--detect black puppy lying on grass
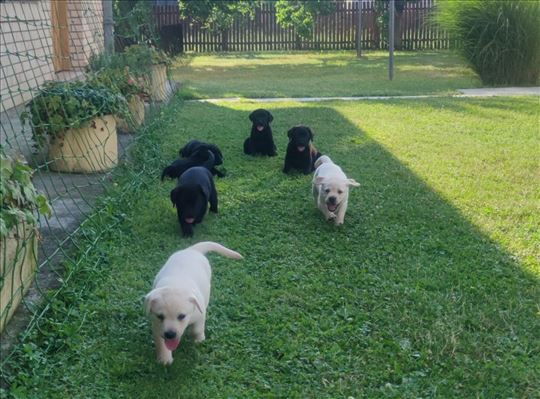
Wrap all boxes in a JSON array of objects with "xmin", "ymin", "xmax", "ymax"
[
  {"xmin": 170, "ymin": 166, "xmax": 218, "ymax": 237},
  {"xmin": 243, "ymin": 109, "xmax": 277, "ymax": 156},
  {"xmin": 180, "ymin": 140, "xmax": 225, "ymax": 177},
  {"xmin": 161, "ymin": 140, "xmax": 226, "ymax": 180},
  {"xmin": 283, "ymin": 125, "xmax": 322, "ymax": 175},
  {"xmin": 161, "ymin": 148, "xmax": 215, "ymax": 180}
]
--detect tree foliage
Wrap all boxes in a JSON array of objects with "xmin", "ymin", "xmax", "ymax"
[
  {"xmin": 113, "ymin": 0, "xmax": 156, "ymax": 44},
  {"xmin": 275, "ymin": 0, "xmax": 336, "ymax": 38},
  {"xmin": 178, "ymin": 0, "xmax": 336, "ymax": 39},
  {"xmin": 178, "ymin": 0, "xmax": 258, "ymax": 33}
]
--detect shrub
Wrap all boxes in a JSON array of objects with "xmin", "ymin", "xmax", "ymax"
[
  {"xmin": 436, "ymin": 0, "xmax": 540, "ymax": 85},
  {"xmin": 122, "ymin": 44, "xmax": 171, "ymax": 78},
  {"xmin": 0, "ymin": 148, "xmax": 51, "ymax": 237},
  {"xmin": 21, "ymin": 81, "xmax": 129, "ymax": 148},
  {"xmin": 88, "ymin": 67, "xmax": 149, "ymax": 101},
  {"xmin": 88, "ymin": 45, "xmax": 170, "ymax": 83}
]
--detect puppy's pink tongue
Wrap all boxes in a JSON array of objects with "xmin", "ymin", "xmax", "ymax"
[
  {"xmin": 165, "ymin": 338, "xmax": 180, "ymax": 351},
  {"xmin": 297, "ymin": 146, "xmax": 306, "ymax": 152},
  {"xmin": 256, "ymin": 125, "xmax": 264, "ymax": 131},
  {"xmin": 327, "ymin": 204, "xmax": 337, "ymax": 212},
  {"xmin": 185, "ymin": 217, "xmax": 195, "ymax": 224}
]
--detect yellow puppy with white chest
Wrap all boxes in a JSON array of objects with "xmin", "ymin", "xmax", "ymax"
[
  {"xmin": 145, "ymin": 242, "xmax": 243, "ymax": 365},
  {"xmin": 312, "ymin": 155, "xmax": 360, "ymax": 225}
]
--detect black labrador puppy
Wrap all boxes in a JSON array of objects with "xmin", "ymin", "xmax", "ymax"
[
  {"xmin": 283, "ymin": 125, "xmax": 322, "ymax": 175},
  {"xmin": 179, "ymin": 140, "xmax": 226, "ymax": 177},
  {"xmin": 170, "ymin": 166, "xmax": 217, "ymax": 237},
  {"xmin": 243, "ymin": 109, "xmax": 277, "ymax": 156},
  {"xmin": 161, "ymin": 148, "xmax": 216, "ymax": 180}
]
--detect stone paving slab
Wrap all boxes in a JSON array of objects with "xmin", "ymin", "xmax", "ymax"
[
  {"xmin": 191, "ymin": 87, "xmax": 540, "ymax": 104},
  {"xmin": 458, "ymin": 87, "xmax": 540, "ymax": 96}
]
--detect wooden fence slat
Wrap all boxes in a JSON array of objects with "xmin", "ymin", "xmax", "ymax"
[{"xmin": 152, "ymin": 1, "xmax": 453, "ymax": 53}]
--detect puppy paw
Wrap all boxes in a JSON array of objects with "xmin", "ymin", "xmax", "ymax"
[
  {"xmin": 181, "ymin": 227, "xmax": 194, "ymax": 237},
  {"xmin": 158, "ymin": 352, "xmax": 173, "ymax": 365},
  {"xmin": 193, "ymin": 333, "xmax": 205, "ymax": 343}
]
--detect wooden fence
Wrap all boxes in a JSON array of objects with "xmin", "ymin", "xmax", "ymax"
[{"xmin": 153, "ymin": 0, "xmax": 457, "ymax": 53}]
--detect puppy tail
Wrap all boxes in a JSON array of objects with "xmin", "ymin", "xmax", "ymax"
[
  {"xmin": 189, "ymin": 241, "xmax": 243, "ymax": 260},
  {"xmin": 314, "ymin": 155, "xmax": 331, "ymax": 169}
]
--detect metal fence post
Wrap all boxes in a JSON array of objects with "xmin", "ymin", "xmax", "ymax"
[
  {"xmin": 389, "ymin": 0, "xmax": 395, "ymax": 80},
  {"xmin": 356, "ymin": 0, "xmax": 362, "ymax": 57},
  {"xmin": 103, "ymin": 0, "xmax": 114, "ymax": 54}
]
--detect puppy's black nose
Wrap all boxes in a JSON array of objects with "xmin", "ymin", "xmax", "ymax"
[
  {"xmin": 328, "ymin": 196, "xmax": 337, "ymax": 205},
  {"xmin": 164, "ymin": 330, "xmax": 176, "ymax": 340}
]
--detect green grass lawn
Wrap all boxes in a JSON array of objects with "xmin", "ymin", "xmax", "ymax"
[
  {"xmin": 3, "ymin": 95, "xmax": 538, "ymax": 398},
  {"xmin": 173, "ymin": 51, "xmax": 482, "ymax": 99}
]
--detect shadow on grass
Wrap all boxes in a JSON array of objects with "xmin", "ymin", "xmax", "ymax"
[
  {"xmin": 4, "ymin": 99, "xmax": 536, "ymax": 397},
  {"xmin": 115, "ymin": 100, "xmax": 538, "ymax": 397}
]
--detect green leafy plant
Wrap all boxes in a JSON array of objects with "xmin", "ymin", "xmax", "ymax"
[
  {"xmin": 0, "ymin": 148, "xmax": 51, "ymax": 238},
  {"xmin": 178, "ymin": 0, "xmax": 257, "ymax": 34},
  {"xmin": 21, "ymin": 80, "xmax": 129, "ymax": 148},
  {"xmin": 124, "ymin": 44, "xmax": 170, "ymax": 69},
  {"xmin": 113, "ymin": 0, "xmax": 157, "ymax": 45},
  {"xmin": 86, "ymin": 51, "xmax": 129, "ymax": 74},
  {"xmin": 89, "ymin": 67, "xmax": 149, "ymax": 101},
  {"xmin": 275, "ymin": 0, "xmax": 335, "ymax": 39},
  {"xmin": 435, "ymin": 0, "xmax": 540, "ymax": 85}
]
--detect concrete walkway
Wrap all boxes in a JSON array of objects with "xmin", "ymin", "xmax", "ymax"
[{"xmin": 192, "ymin": 87, "xmax": 540, "ymax": 104}]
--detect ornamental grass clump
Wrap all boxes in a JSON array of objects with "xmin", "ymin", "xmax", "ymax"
[{"xmin": 436, "ymin": 0, "xmax": 540, "ymax": 85}]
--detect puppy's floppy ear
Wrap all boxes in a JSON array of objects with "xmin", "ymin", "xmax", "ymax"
[
  {"xmin": 248, "ymin": 110, "xmax": 256, "ymax": 122},
  {"xmin": 170, "ymin": 186, "xmax": 182, "ymax": 207},
  {"xmin": 189, "ymin": 295, "xmax": 204, "ymax": 314},
  {"xmin": 307, "ymin": 126, "xmax": 314, "ymax": 140},
  {"xmin": 144, "ymin": 290, "xmax": 158, "ymax": 316},
  {"xmin": 198, "ymin": 183, "xmax": 210, "ymax": 200},
  {"xmin": 287, "ymin": 127, "xmax": 295, "ymax": 139},
  {"xmin": 266, "ymin": 110, "xmax": 273, "ymax": 123},
  {"xmin": 314, "ymin": 176, "xmax": 325, "ymax": 186},
  {"xmin": 347, "ymin": 178, "xmax": 360, "ymax": 187}
]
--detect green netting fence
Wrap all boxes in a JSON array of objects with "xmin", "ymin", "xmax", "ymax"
[{"xmin": 0, "ymin": 0, "xmax": 172, "ymax": 368}]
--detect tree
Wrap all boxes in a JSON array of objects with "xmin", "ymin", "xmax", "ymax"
[
  {"xmin": 274, "ymin": 0, "xmax": 336, "ymax": 39},
  {"xmin": 375, "ymin": 0, "xmax": 415, "ymax": 49},
  {"xmin": 178, "ymin": 0, "xmax": 335, "ymax": 40},
  {"xmin": 113, "ymin": 0, "xmax": 157, "ymax": 47},
  {"xmin": 178, "ymin": 0, "xmax": 258, "ymax": 33}
]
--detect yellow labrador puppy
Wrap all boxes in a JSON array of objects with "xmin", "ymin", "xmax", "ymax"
[
  {"xmin": 312, "ymin": 155, "xmax": 360, "ymax": 225},
  {"xmin": 145, "ymin": 242, "xmax": 243, "ymax": 365}
]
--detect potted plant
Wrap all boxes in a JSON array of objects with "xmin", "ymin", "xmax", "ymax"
[
  {"xmin": 124, "ymin": 44, "xmax": 171, "ymax": 102},
  {"xmin": 21, "ymin": 80, "xmax": 129, "ymax": 173},
  {"xmin": 90, "ymin": 67, "xmax": 149, "ymax": 133},
  {"xmin": 0, "ymin": 149, "xmax": 51, "ymax": 332}
]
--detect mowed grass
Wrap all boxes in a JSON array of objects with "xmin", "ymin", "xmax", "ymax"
[
  {"xmin": 4, "ymin": 95, "xmax": 538, "ymax": 398},
  {"xmin": 173, "ymin": 51, "xmax": 482, "ymax": 99}
]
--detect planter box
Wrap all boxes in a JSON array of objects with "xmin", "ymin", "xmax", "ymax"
[
  {"xmin": 150, "ymin": 64, "xmax": 168, "ymax": 102},
  {"xmin": 116, "ymin": 95, "xmax": 145, "ymax": 133},
  {"xmin": 0, "ymin": 223, "xmax": 38, "ymax": 333},
  {"xmin": 47, "ymin": 115, "xmax": 118, "ymax": 173}
]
